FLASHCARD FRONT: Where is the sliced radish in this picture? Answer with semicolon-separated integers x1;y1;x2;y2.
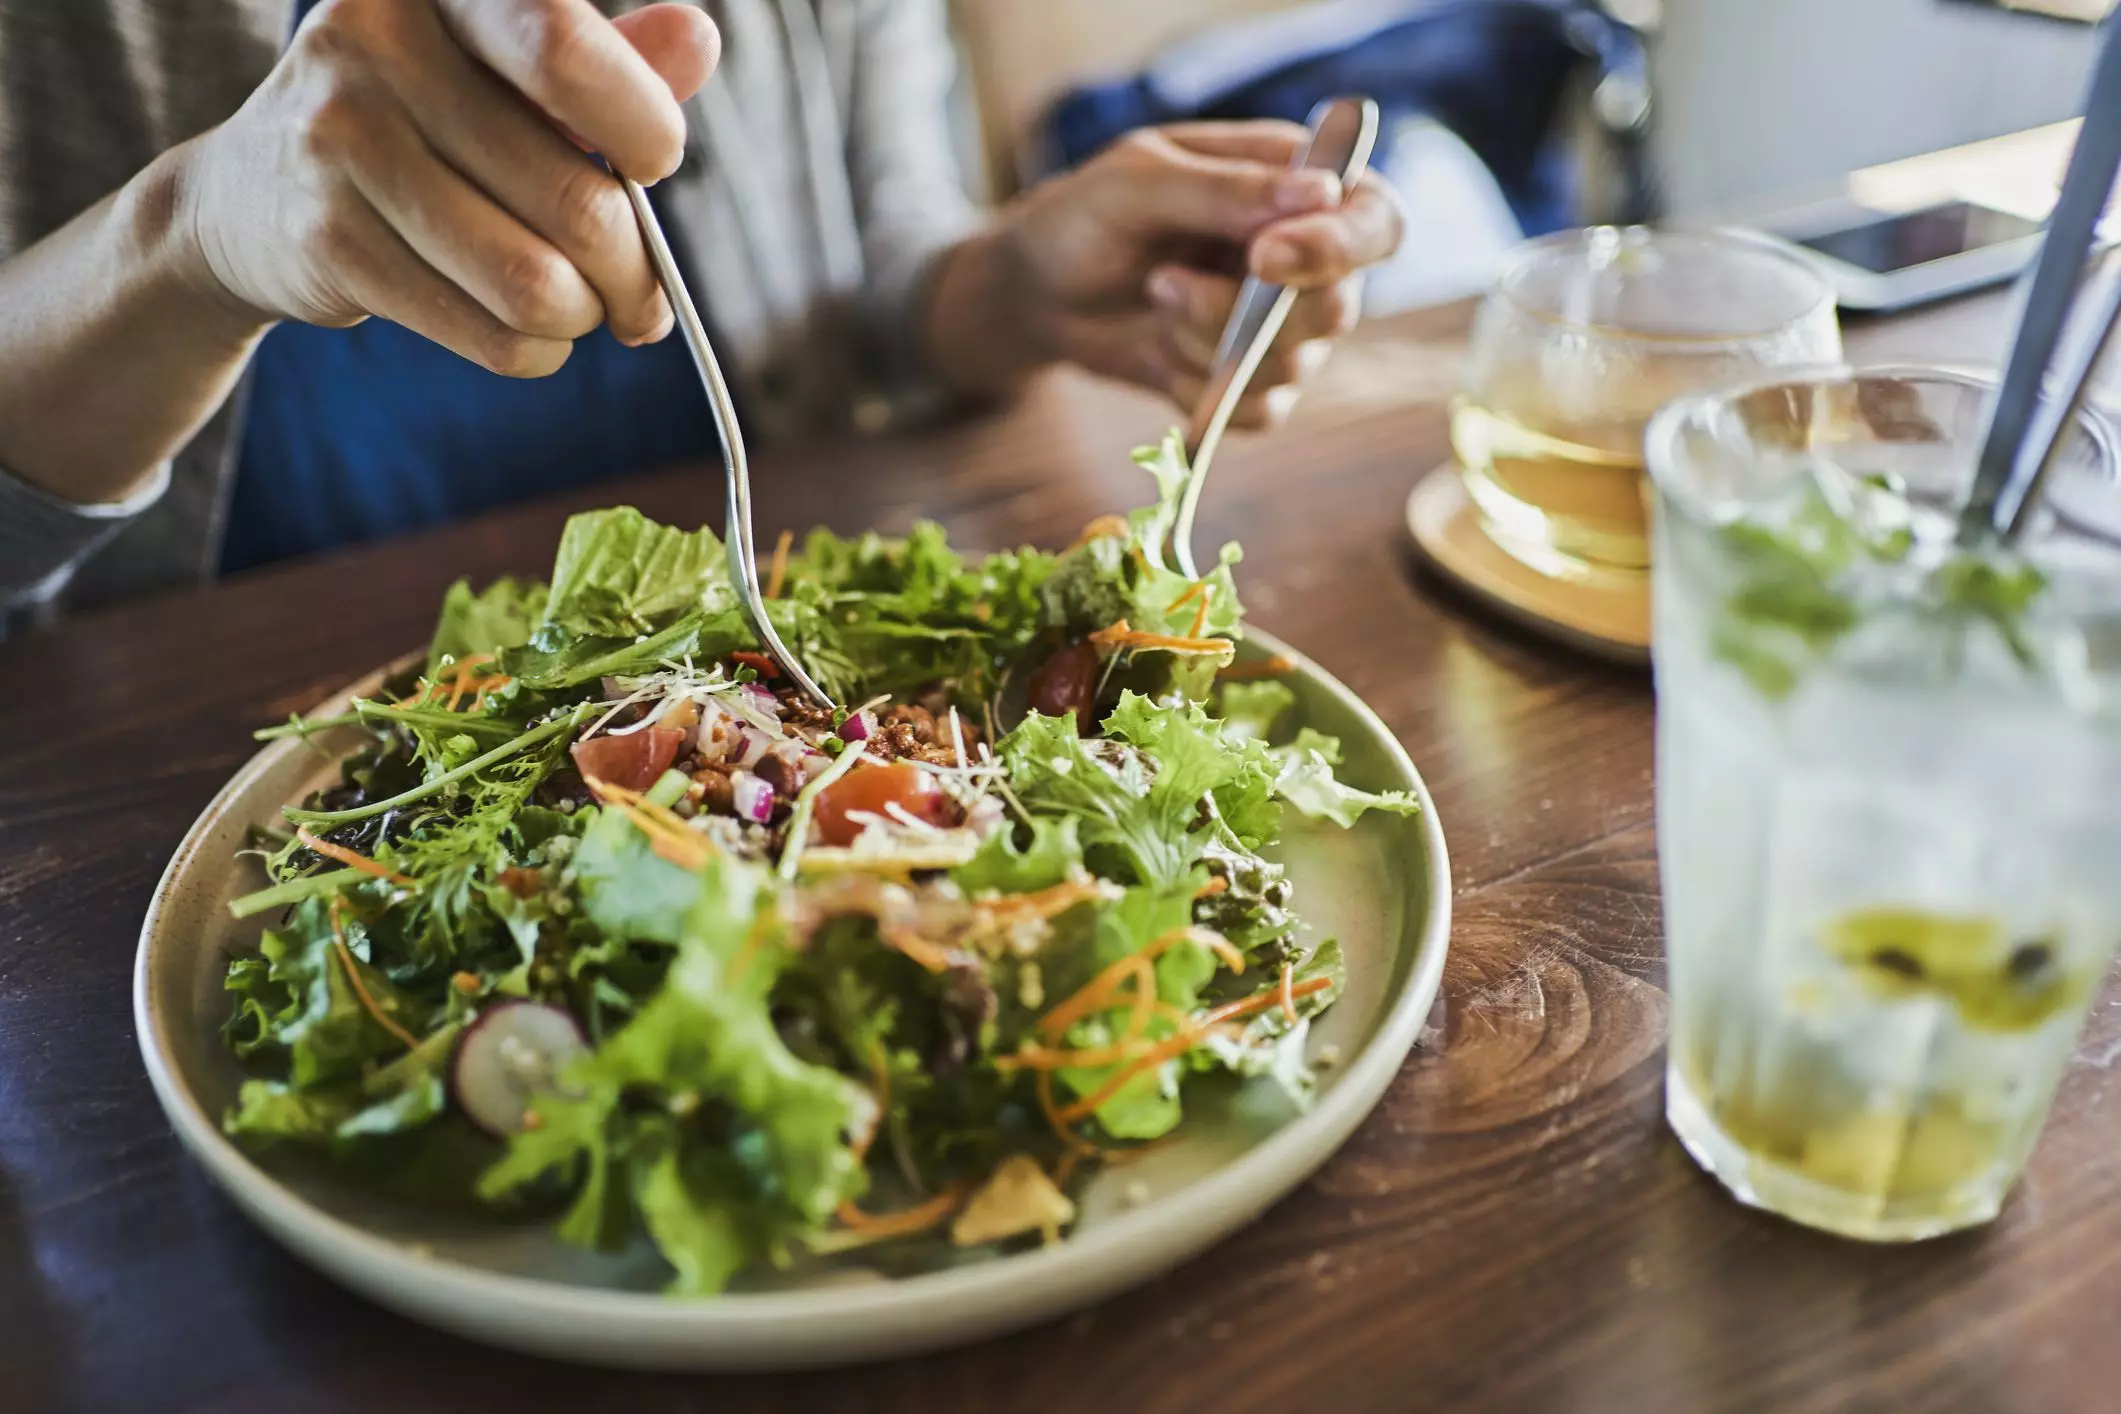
731;771;774;823
742;682;780;713
452;1002;589;1136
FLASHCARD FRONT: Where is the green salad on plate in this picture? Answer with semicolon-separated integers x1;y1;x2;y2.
220;434;1417;1294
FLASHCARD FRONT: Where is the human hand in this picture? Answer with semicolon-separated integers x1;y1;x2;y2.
991;120;1405;428
177;0;719;377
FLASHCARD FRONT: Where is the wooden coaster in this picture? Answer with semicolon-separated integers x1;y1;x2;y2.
1405;462;1652;666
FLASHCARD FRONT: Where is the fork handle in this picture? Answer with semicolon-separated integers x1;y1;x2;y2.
1173;97;1380;579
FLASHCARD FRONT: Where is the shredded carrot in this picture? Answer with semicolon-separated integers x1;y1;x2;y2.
1216;655;1295;680
328;899;419;1051
1037;954;1155;1041
765;528;794;599
296;826;411;886
451;971;481;995
437;653;498;711
882;926;953;974
1065;514;1130;553
583;776;714;870
1201;975;1331;1030
1279;961;1298;1023
467;675;513;709
1037;1070;1116;1158
1050;1150;1082;1190
1164;580;1208;615
1035;926;1240;1044
1193;875;1228;900
1189;584;1214;640
976;877;1117;922
730;650;781;679
1088;619;1233;657
1052;1030;1205;1125
995;1038;1155;1073
833;1181;970;1239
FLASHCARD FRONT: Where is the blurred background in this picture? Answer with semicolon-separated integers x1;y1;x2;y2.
941;0;2111;311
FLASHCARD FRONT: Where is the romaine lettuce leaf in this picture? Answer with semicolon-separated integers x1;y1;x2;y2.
541;507;733;637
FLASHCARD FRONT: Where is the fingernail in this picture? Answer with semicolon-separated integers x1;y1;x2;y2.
1274;170;1336;213
1147;269;1185;308
1254;236;1301;282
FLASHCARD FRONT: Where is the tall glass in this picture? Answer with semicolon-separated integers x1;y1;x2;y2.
1646;366;2121;1241
1456;227;1841;579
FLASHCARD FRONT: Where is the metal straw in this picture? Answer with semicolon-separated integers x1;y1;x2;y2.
1963;20;2121;543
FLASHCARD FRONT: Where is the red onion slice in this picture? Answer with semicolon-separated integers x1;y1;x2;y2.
731;771;775;823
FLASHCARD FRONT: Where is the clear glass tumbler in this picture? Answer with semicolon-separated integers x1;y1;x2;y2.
1646;366;2121;1241
1456;227;1841;579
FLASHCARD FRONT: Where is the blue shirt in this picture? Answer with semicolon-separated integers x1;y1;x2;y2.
221;0;717;573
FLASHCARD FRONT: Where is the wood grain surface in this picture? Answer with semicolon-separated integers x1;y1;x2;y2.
6;292;2118;1414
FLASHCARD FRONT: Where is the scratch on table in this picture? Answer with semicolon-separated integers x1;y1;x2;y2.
0;845;67;905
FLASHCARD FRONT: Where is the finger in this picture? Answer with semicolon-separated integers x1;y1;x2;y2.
434;0;699;181
1146;265;1240;369
611;3;720;102
387;4;670;342
338;96;601;340
330;201;573;378
1248;176;1404;287
1153;119;1308;166
1279;278;1363;343
1088;128;1342;241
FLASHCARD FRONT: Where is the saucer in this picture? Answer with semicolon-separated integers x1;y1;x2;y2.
1405;462;1651;667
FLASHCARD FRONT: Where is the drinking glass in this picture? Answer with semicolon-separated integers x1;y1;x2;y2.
1455;227;1841;579
1646;365;2121;1240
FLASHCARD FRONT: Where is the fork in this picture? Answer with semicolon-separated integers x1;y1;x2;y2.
621;177;838;709
1168;96;1381;580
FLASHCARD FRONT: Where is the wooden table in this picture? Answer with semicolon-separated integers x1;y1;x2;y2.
5;291;2113;1414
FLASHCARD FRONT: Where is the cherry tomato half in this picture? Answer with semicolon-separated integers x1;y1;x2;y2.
570;727;685;793
815;762;952;846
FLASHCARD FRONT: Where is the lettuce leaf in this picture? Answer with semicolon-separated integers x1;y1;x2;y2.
541;507;733;638
428;576;547;675
1037;433;1244;701
479;855;867;1289
1269;729;1422;829
1215;679;1297;745
503;608;752;692
951;816;1083;897
569;804;707;945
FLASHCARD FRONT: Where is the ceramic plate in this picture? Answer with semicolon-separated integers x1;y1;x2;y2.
135;627;1450;1370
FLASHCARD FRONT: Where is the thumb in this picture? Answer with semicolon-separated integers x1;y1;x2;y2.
612;3;720;102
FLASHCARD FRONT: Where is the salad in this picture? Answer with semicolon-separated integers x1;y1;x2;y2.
222;434;1417;1293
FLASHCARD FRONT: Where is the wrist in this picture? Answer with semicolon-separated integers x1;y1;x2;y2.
923;224;1060;400
122;138;275;350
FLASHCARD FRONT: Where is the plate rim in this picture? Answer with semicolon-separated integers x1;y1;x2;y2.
133;626;1451;1367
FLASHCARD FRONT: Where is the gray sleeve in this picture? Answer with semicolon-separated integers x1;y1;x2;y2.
0;462;171;629
842;0;985;410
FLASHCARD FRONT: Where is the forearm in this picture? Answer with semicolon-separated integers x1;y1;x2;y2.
918;227;1057;403
0;139;269;506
